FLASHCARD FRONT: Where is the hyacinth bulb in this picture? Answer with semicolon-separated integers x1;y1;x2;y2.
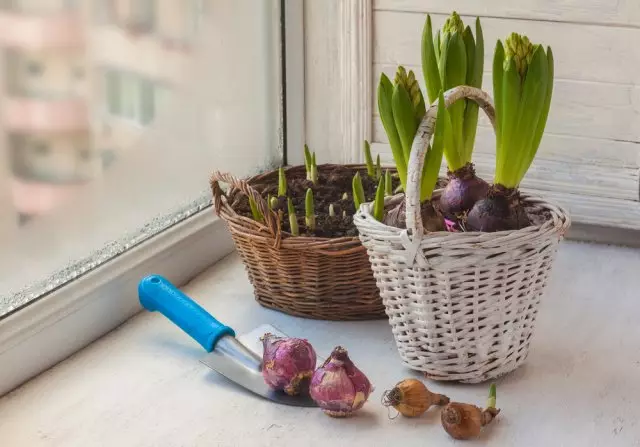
309;346;373;417
261;333;317;396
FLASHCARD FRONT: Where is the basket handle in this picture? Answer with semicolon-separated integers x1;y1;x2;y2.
405;86;496;238
210;171;280;238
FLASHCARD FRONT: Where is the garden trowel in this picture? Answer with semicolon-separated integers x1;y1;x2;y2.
138;274;318;407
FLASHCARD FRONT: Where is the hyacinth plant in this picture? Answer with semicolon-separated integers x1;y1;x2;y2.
421;12;488;219
467;33;554;232
377;63;448;229
377;67;445;210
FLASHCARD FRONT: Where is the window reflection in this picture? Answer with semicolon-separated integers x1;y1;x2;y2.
0;0;206;224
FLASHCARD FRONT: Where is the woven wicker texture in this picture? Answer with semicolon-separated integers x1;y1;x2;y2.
210;165;386;320
354;86;571;382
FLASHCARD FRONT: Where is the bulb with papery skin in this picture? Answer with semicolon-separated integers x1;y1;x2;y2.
309;346;373;417
261;333;317;396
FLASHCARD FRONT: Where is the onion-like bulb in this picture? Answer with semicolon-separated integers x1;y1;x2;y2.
309;346;373;417
382;378;449;417
260;333;317;396
441;384;500;440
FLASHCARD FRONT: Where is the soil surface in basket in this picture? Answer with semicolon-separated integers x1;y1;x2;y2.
231;165;448;238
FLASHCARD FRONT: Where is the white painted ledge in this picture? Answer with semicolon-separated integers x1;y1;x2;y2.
1;244;640;446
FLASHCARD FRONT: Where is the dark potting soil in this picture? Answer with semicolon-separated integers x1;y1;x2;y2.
230;165;448;238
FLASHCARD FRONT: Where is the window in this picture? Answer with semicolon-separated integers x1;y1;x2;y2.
32;142;50;156
77;148;91;161
129;0;155;31
0;0;287;395
73;65;85;80
104;70;157;126
188;0;206;37
25;60;44;76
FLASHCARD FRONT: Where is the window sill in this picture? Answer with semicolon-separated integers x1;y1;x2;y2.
0;209;234;396
1;241;639;445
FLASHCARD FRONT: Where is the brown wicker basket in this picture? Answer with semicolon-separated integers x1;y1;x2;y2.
210;164;388;320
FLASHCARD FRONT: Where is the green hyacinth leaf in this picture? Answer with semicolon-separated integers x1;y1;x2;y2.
472;18;484;88
530;46;554;162
421;15;442;103
492;40;505;149
392;83;419;165
511;45;549;186
496;57;522;187
378;73;407;188
421;90;446;201
463;26;476;86
372;175;385;222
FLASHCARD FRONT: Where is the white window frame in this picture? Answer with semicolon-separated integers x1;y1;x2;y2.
0;0;304;397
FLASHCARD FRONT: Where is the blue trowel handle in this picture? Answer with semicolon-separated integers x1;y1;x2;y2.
138;274;235;352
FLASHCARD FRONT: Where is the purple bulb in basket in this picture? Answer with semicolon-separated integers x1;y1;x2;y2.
261;333;317;396
309;346;373;417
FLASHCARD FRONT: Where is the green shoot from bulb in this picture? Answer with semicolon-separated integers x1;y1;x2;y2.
352;171;365;212
329;203;335;217
376;154;382;180
384;170;392;196
287;197;299;236
303;144;312;180
310;152;318;184
267;194;274;211
305;188;316;231
372;175;385;222
364;140;375;177
248;195;263;223
278;167;287;197
269;195;278;210
487;383;497;409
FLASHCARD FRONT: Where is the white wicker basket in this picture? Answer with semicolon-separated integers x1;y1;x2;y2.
354;86;571;383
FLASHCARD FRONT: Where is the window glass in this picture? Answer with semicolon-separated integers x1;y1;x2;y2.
0;0;282;317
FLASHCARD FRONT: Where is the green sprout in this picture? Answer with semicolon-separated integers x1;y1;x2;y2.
329;203;335;217
304;144;312;180
310;152;318;184
248;195;264;223
278;167;287;196
305;188;316;231
384;170;392;196
287;197;299;236
372;175;385;222
375;154;382;180
364;140;375;177
488;383;497;409
352;172;365;211
269;195;278;210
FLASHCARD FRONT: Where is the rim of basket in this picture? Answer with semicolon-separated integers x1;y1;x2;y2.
354;189;572;238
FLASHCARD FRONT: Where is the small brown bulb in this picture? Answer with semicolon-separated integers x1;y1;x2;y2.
382;378;450;418
441;384;500;440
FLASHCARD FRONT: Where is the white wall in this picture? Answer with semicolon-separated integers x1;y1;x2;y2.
303;0;640;229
